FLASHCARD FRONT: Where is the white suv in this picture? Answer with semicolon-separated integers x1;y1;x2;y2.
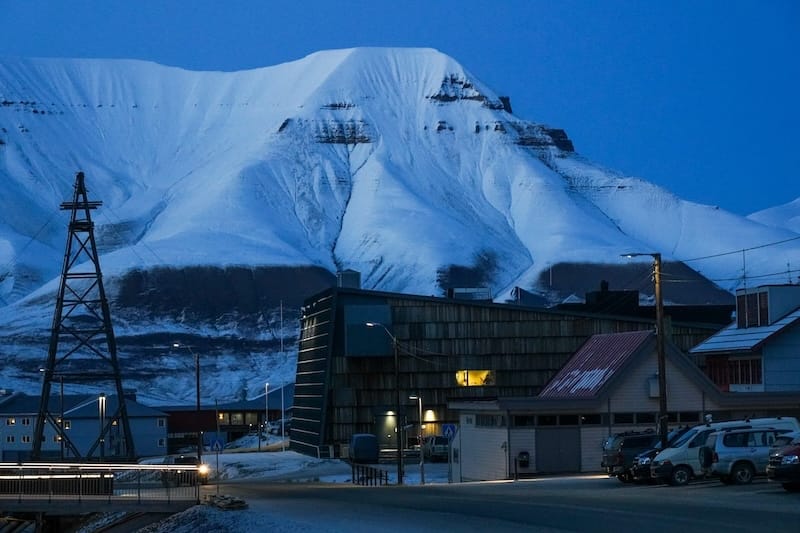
703;427;793;484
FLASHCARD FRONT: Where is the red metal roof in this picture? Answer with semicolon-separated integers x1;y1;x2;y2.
538;330;653;399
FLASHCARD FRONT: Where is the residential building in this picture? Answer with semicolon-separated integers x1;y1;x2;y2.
691;284;800;392
0;390;168;460
448;330;800;481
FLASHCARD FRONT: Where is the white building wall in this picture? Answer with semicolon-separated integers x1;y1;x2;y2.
458;412;508;481
509;428;536;473
580;426;608;473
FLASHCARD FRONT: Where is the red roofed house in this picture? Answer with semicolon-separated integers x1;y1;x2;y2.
448;329;800;482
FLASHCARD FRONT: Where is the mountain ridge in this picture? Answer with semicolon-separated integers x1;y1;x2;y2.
1;48;798;403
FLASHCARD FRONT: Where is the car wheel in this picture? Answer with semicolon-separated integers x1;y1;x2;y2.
781;482;800;492
617;472;632;483
731;463;754;485
669;466;691;486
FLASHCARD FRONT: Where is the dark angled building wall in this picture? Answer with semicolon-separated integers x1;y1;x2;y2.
290;287;723;458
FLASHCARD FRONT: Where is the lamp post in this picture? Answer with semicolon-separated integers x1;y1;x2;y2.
265;382;270;441
174;342;202;463
366;321;404;485
624;252;668;448
409;395;425;485
98;393;106;461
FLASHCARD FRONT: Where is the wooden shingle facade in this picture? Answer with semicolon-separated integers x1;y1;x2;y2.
290;287;722;458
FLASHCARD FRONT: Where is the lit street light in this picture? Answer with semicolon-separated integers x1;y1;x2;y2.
623;252;668;448
173;342;203;464
98;393;106;461
409;395;425;485
366;321;404;485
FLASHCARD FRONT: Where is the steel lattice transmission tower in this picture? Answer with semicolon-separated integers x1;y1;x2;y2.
32;172;135;461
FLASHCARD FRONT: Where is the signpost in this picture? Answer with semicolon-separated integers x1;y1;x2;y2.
212;438;223;495
442;424;457;483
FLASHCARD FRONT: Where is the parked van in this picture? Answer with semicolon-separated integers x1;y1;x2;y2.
349;433;379;464
650;417;800;486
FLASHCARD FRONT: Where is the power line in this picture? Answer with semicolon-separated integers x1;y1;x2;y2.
679;235;800;262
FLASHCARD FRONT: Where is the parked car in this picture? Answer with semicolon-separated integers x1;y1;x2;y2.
767;438;800;492
601;430;661;483
423;436;449;462
701;427;793;484
651;417;800;486
769;430;800;456
630;426;692;483
160;455;210;487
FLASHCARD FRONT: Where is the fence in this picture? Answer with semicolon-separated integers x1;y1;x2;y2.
0;462;200;510
351;463;390;486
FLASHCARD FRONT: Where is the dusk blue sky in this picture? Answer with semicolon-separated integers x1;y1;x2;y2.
1;0;797;216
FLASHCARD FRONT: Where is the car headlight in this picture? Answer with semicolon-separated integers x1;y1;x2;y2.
639;457;651;465
198;464;210;475
781;455;800;465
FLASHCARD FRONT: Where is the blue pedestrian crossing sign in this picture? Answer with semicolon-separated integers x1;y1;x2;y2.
211;439;224;452
442;423;457;441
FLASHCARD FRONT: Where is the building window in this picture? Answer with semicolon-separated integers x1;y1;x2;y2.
158;438;166;447
559;415;579;425
456;370;495;387
476;414;505;427
613;413;634;424
737;291;769;328
537;415;557;426
730;357;763;385
513;415;536;427
158;418;166;428
6;418;15;426
231;413;244;425
679;412;700;423
21;435;31;443
6;436;14;443
64;420;71;430
53;435;60;443
580;414;602;425
21;418;30;426
636;413;656;424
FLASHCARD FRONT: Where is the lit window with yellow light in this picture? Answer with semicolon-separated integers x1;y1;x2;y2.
456;370;494;387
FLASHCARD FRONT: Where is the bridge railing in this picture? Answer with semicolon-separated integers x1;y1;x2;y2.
0;462;201;508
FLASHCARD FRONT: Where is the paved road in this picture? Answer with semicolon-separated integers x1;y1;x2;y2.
206;475;800;532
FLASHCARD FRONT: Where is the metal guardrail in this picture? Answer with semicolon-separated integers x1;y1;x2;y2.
0;462;200;513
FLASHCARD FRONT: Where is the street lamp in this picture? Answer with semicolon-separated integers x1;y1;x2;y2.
366;321;404;485
174;342;202;463
623;252;668;448
98;393;106;461
409;395;425;485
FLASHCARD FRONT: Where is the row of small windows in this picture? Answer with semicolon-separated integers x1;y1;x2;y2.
5;418;166;428
494;412;705;427
4;435;168;447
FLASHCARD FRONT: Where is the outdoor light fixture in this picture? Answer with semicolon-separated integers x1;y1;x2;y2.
622;252;668;448
409;395;425;485
366;321;404;485
173;342;203;463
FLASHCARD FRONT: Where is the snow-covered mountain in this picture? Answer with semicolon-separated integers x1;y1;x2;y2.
1;48;798;404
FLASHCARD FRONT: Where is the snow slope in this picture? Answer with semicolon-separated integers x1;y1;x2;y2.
1;48;798;402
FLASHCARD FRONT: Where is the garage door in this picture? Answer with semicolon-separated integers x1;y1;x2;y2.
535;428;581;473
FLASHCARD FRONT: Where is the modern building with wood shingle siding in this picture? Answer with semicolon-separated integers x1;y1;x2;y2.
290;285;723;459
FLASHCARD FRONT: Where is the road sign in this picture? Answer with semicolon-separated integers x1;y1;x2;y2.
211;439;224;452
442;423;457;440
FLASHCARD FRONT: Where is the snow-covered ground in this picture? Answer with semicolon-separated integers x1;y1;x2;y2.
80;434;451;533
